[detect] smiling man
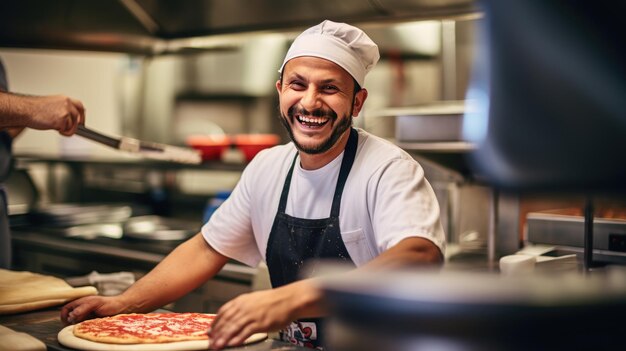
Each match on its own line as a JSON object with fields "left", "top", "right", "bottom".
{"left": 280, "top": 58, "right": 356, "bottom": 149}
{"left": 61, "top": 20, "right": 445, "bottom": 350}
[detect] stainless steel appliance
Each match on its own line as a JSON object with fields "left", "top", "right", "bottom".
{"left": 395, "top": 101, "right": 465, "bottom": 142}
{"left": 123, "top": 215, "right": 198, "bottom": 241}
{"left": 526, "top": 210, "right": 626, "bottom": 264}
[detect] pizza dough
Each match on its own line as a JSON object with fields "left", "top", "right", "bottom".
{"left": 58, "top": 324, "right": 268, "bottom": 351}
{"left": 0, "top": 269, "right": 98, "bottom": 315}
{"left": 0, "top": 325, "right": 46, "bottom": 351}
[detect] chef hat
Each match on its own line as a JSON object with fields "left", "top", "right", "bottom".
{"left": 279, "top": 20, "right": 380, "bottom": 87}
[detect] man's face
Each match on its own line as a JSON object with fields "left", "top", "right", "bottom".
{"left": 276, "top": 57, "right": 366, "bottom": 155}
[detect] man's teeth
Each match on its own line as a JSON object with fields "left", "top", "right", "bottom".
{"left": 297, "top": 116, "right": 327, "bottom": 125}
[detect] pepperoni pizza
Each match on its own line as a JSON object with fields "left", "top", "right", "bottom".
{"left": 73, "top": 313, "right": 214, "bottom": 344}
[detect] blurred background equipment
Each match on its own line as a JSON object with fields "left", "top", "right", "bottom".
{"left": 463, "top": 0, "right": 626, "bottom": 191}
{"left": 321, "top": 267, "right": 626, "bottom": 351}
{"left": 186, "top": 134, "right": 231, "bottom": 161}
{"left": 462, "top": 0, "right": 626, "bottom": 270}
{"left": 233, "top": 134, "right": 280, "bottom": 162}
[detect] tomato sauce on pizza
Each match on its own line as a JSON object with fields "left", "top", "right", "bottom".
{"left": 73, "top": 313, "right": 216, "bottom": 344}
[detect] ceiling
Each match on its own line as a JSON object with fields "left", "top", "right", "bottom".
{"left": 0, "top": 0, "right": 479, "bottom": 55}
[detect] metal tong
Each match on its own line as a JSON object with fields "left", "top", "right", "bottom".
{"left": 76, "top": 125, "right": 201, "bottom": 164}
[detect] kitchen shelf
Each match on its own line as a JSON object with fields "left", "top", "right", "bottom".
{"left": 395, "top": 141, "right": 475, "bottom": 153}
{"left": 394, "top": 140, "right": 477, "bottom": 178}
{"left": 10, "top": 154, "right": 245, "bottom": 216}
{"left": 14, "top": 154, "right": 247, "bottom": 172}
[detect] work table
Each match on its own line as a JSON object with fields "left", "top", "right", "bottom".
{"left": 9, "top": 228, "right": 260, "bottom": 315}
{"left": 4, "top": 229, "right": 307, "bottom": 350}
{"left": 0, "top": 308, "right": 306, "bottom": 351}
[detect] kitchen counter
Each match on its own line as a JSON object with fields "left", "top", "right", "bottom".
{"left": 9, "top": 228, "right": 261, "bottom": 314}
{"left": 0, "top": 307, "right": 307, "bottom": 351}
{"left": 10, "top": 228, "right": 256, "bottom": 282}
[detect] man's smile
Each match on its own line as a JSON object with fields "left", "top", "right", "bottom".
{"left": 295, "top": 114, "right": 330, "bottom": 128}
{"left": 289, "top": 106, "right": 336, "bottom": 131}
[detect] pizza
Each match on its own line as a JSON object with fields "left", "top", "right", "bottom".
{"left": 58, "top": 312, "right": 267, "bottom": 350}
{"left": 73, "top": 313, "right": 215, "bottom": 344}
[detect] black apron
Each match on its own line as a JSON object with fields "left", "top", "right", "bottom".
{"left": 266, "top": 128, "right": 358, "bottom": 349}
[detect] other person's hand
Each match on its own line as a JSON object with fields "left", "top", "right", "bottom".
{"left": 27, "top": 95, "right": 85, "bottom": 136}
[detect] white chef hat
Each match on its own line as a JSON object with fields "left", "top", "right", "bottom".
{"left": 279, "top": 20, "right": 380, "bottom": 87}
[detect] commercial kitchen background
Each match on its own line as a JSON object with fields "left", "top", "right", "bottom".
{"left": 2, "top": 18, "right": 499, "bottom": 250}
{"left": 2, "top": 0, "right": 624, "bottom": 316}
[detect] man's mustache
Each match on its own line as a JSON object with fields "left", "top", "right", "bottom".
{"left": 288, "top": 106, "right": 337, "bottom": 120}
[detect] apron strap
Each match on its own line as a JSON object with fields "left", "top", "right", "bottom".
{"left": 330, "top": 128, "right": 358, "bottom": 218}
{"left": 277, "top": 128, "right": 359, "bottom": 217}
{"left": 276, "top": 152, "right": 299, "bottom": 213}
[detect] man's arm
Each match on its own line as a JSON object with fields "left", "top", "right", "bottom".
{"left": 0, "top": 91, "right": 84, "bottom": 136}
{"left": 360, "top": 236, "right": 443, "bottom": 270}
{"left": 61, "top": 233, "right": 229, "bottom": 324}
{"left": 208, "top": 236, "right": 442, "bottom": 349}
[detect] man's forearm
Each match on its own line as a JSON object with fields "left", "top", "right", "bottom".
{"left": 287, "top": 237, "right": 442, "bottom": 320}
{"left": 281, "top": 278, "right": 327, "bottom": 320}
{"left": 362, "top": 236, "right": 443, "bottom": 271}
{"left": 120, "top": 233, "right": 229, "bottom": 313}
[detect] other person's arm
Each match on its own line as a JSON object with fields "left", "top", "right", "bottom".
{"left": 0, "top": 92, "right": 85, "bottom": 136}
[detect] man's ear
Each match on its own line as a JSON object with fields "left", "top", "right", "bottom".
{"left": 275, "top": 80, "right": 282, "bottom": 94}
{"left": 352, "top": 89, "right": 368, "bottom": 117}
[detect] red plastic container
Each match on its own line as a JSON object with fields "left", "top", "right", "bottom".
{"left": 234, "top": 134, "right": 280, "bottom": 162}
{"left": 186, "top": 135, "right": 231, "bottom": 161}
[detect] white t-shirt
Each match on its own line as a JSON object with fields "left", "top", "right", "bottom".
{"left": 201, "top": 128, "right": 446, "bottom": 267}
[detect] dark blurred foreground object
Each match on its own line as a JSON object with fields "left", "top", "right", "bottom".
{"left": 463, "top": 0, "right": 626, "bottom": 192}
{"left": 322, "top": 268, "right": 626, "bottom": 351}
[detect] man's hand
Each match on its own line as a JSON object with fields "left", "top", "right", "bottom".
{"left": 208, "top": 280, "right": 323, "bottom": 349}
{"left": 60, "top": 295, "right": 128, "bottom": 325}
{"left": 60, "top": 234, "right": 228, "bottom": 327}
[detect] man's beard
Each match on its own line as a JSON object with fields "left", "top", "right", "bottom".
{"left": 279, "top": 105, "right": 352, "bottom": 155}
